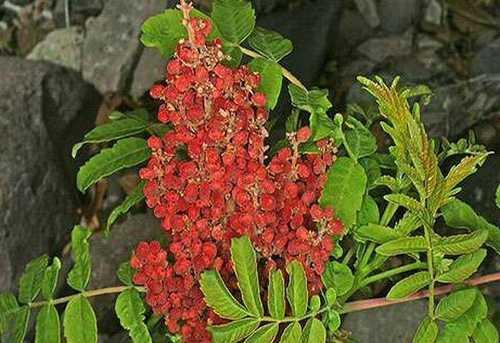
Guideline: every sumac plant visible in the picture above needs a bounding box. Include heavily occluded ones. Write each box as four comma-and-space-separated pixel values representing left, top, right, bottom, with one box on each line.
1, 1, 499, 342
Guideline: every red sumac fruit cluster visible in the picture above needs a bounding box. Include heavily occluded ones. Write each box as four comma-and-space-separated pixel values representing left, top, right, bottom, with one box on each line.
132, 7, 343, 342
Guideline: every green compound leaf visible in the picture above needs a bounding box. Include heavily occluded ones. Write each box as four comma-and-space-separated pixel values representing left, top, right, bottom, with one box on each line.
267, 269, 285, 320
141, 8, 221, 58
200, 270, 249, 320
344, 116, 377, 160
355, 223, 402, 244
376, 236, 427, 256
387, 271, 431, 300
286, 260, 308, 317
249, 58, 283, 110
117, 262, 135, 287
67, 226, 92, 292
301, 318, 326, 343
211, 0, 255, 43
384, 193, 425, 213
322, 261, 354, 297
72, 115, 149, 158
309, 110, 336, 141
18, 255, 48, 304
248, 27, 293, 62
413, 316, 438, 343
231, 236, 264, 317
41, 257, 61, 300
357, 194, 380, 226
433, 230, 489, 255
288, 84, 332, 114
141, 9, 184, 58
106, 181, 145, 233
320, 157, 367, 228
244, 323, 278, 343
309, 295, 321, 312
280, 322, 302, 343
442, 199, 500, 254
436, 324, 469, 343
472, 319, 499, 343
63, 295, 97, 343
0, 292, 18, 333
360, 158, 382, 190
325, 288, 337, 305
1, 306, 30, 343
115, 289, 152, 343
288, 84, 335, 142
437, 249, 487, 283
77, 137, 151, 192
326, 310, 341, 332
208, 318, 260, 343
447, 289, 487, 337
436, 288, 477, 322
35, 304, 60, 343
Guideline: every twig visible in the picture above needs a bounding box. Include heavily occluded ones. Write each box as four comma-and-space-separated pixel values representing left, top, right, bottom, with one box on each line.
239, 46, 307, 91
30, 286, 145, 308
64, 0, 70, 28
342, 272, 500, 314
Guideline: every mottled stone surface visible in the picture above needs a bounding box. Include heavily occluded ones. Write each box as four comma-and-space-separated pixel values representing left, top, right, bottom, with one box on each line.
343, 300, 427, 342
27, 26, 84, 71
82, 0, 167, 94
471, 37, 500, 76
379, 0, 421, 33
130, 48, 166, 98
0, 57, 100, 292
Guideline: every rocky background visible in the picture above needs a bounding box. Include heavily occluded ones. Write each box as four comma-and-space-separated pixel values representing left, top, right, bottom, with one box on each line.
0, 0, 499, 342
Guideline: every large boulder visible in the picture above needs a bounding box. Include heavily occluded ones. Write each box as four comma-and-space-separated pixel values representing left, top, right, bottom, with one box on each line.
0, 57, 100, 292
82, 0, 167, 94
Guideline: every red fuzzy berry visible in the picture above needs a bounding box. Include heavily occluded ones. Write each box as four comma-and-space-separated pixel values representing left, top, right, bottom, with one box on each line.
296, 127, 312, 143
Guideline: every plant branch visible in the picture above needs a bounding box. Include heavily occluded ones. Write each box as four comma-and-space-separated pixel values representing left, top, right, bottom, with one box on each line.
239, 46, 307, 91
422, 218, 436, 318
342, 272, 500, 314
30, 286, 145, 308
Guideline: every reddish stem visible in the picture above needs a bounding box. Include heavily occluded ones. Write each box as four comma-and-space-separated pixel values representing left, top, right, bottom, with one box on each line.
178, 0, 196, 44
342, 272, 500, 314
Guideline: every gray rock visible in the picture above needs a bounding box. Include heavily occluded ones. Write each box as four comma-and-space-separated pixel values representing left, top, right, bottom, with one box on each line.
471, 37, 500, 76
335, 8, 375, 58
0, 57, 100, 292
379, 0, 421, 34
86, 212, 164, 333
257, 0, 342, 87
357, 29, 414, 63
354, 0, 380, 28
82, 0, 167, 94
130, 48, 166, 98
343, 300, 427, 342
27, 26, 84, 71
423, 74, 500, 137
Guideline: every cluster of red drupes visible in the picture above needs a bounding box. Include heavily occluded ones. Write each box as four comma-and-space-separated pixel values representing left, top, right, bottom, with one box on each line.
131, 4, 343, 342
